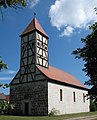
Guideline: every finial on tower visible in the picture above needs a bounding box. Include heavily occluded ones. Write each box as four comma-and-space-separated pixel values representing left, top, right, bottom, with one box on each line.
34, 12, 36, 18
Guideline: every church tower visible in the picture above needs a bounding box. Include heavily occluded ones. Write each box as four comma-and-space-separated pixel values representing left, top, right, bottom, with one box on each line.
10, 15, 89, 116
20, 15, 49, 82
10, 16, 49, 115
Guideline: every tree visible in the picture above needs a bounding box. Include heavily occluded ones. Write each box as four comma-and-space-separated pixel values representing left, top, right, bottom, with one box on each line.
0, 0, 27, 9
0, 0, 27, 18
0, 56, 8, 70
72, 22, 97, 101
0, 56, 9, 88
0, 1, 27, 69
0, 100, 10, 114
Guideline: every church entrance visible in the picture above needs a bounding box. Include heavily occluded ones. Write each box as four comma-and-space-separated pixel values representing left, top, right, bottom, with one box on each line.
24, 102, 29, 115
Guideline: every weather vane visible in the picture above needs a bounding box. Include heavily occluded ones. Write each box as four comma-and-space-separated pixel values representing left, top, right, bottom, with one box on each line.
34, 12, 36, 18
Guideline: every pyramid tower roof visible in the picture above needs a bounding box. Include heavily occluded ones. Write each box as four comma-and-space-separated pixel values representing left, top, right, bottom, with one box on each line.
21, 17, 48, 38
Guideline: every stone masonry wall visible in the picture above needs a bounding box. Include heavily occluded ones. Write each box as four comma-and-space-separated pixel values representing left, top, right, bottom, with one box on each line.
10, 80, 48, 116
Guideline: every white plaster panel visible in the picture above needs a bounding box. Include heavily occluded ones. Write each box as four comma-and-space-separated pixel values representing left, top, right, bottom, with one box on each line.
43, 37, 45, 43
43, 37, 48, 45
36, 32, 39, 39
43, 60, 47, 66
39, 34, 42, 41
39, 49, 42, 55
46, 63, 48, 68
46, 39, 48, 44
48, 82, 90, 115
37, 57, 42, 65
43, 51, 45, 57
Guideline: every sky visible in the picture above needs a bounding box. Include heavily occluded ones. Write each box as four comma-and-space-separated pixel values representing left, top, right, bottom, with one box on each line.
0, 0, 97, 95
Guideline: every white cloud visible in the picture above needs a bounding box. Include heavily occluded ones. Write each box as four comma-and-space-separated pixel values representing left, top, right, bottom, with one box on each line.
49, 0, 97, 36
60, 26, 74, 37
0, 77, 13, 80
0, 70, 16, 75
27, 0, 40, 8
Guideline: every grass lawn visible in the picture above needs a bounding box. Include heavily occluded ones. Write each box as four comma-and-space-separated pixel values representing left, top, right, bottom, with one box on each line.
0, 111, 97, 120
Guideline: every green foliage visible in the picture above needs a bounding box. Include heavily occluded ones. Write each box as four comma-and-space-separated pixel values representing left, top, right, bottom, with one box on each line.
48, 108, 60, 116
0, 56, 8, 71
0, 100, 10, 114
90, 100, 97, 112
0, 112, 97, 120
0, 0, 27, 9
0, 56, 9, 88
0, 100, 16, 115
72, 22, 97, 98
0, 83, 9, 89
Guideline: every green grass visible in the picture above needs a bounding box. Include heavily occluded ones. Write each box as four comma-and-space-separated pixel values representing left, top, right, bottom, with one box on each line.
0, 111, 97, 120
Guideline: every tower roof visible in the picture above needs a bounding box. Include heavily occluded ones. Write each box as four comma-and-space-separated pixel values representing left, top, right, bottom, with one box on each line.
21, 17, 48, 38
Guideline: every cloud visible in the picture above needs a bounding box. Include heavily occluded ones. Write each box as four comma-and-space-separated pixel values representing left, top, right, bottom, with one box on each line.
0, 77, 13, 80
27, 0, 40, 8
60, 26, 74, 37
49, 0, 97, 36
0, 70, 16, 75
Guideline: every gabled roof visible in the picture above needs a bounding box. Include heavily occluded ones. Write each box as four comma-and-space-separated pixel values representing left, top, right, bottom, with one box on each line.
0, 93, 10, 101
37, 65, 88, 90
21, 17, 48, 38
0, 93, 6, 100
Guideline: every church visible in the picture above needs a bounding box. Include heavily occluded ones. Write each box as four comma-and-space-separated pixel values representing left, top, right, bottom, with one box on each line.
10, 16, 90, 116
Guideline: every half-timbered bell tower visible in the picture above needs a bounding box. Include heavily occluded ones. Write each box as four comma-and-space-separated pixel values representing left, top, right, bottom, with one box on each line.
10, 15, 89, 116
20, 16, 49, 81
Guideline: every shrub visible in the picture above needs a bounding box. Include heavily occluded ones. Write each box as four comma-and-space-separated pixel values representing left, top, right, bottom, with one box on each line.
0, 100, 10, 114
48, 108, 60, 116
90, 100, 97, 112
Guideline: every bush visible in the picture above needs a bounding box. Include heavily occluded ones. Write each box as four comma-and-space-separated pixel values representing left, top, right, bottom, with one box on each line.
90, 100, 97, 112
0, 100, 10, 115
0, 101, 16, 115
48, 108, 60, 116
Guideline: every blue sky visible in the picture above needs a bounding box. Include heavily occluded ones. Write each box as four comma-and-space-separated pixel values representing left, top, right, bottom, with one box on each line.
0, 0, 97, 95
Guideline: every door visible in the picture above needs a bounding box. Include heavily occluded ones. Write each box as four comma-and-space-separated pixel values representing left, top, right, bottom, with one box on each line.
24, 102, 29, 115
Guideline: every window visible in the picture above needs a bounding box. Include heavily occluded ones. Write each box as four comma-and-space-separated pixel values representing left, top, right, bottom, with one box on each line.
60, 89, 62, 101
83, 93, 85, 102
73, 92, 76, 102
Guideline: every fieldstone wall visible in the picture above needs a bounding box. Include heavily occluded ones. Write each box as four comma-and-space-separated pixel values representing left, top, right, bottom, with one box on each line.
10, 80, 48, 116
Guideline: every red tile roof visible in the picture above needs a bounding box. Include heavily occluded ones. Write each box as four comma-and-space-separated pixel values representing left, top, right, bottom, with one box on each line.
0, 93, 6, 100
6, 95, 10, 102
0, 93, 10, 101
21, 17, 48, 37
37, 65, 87, 90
